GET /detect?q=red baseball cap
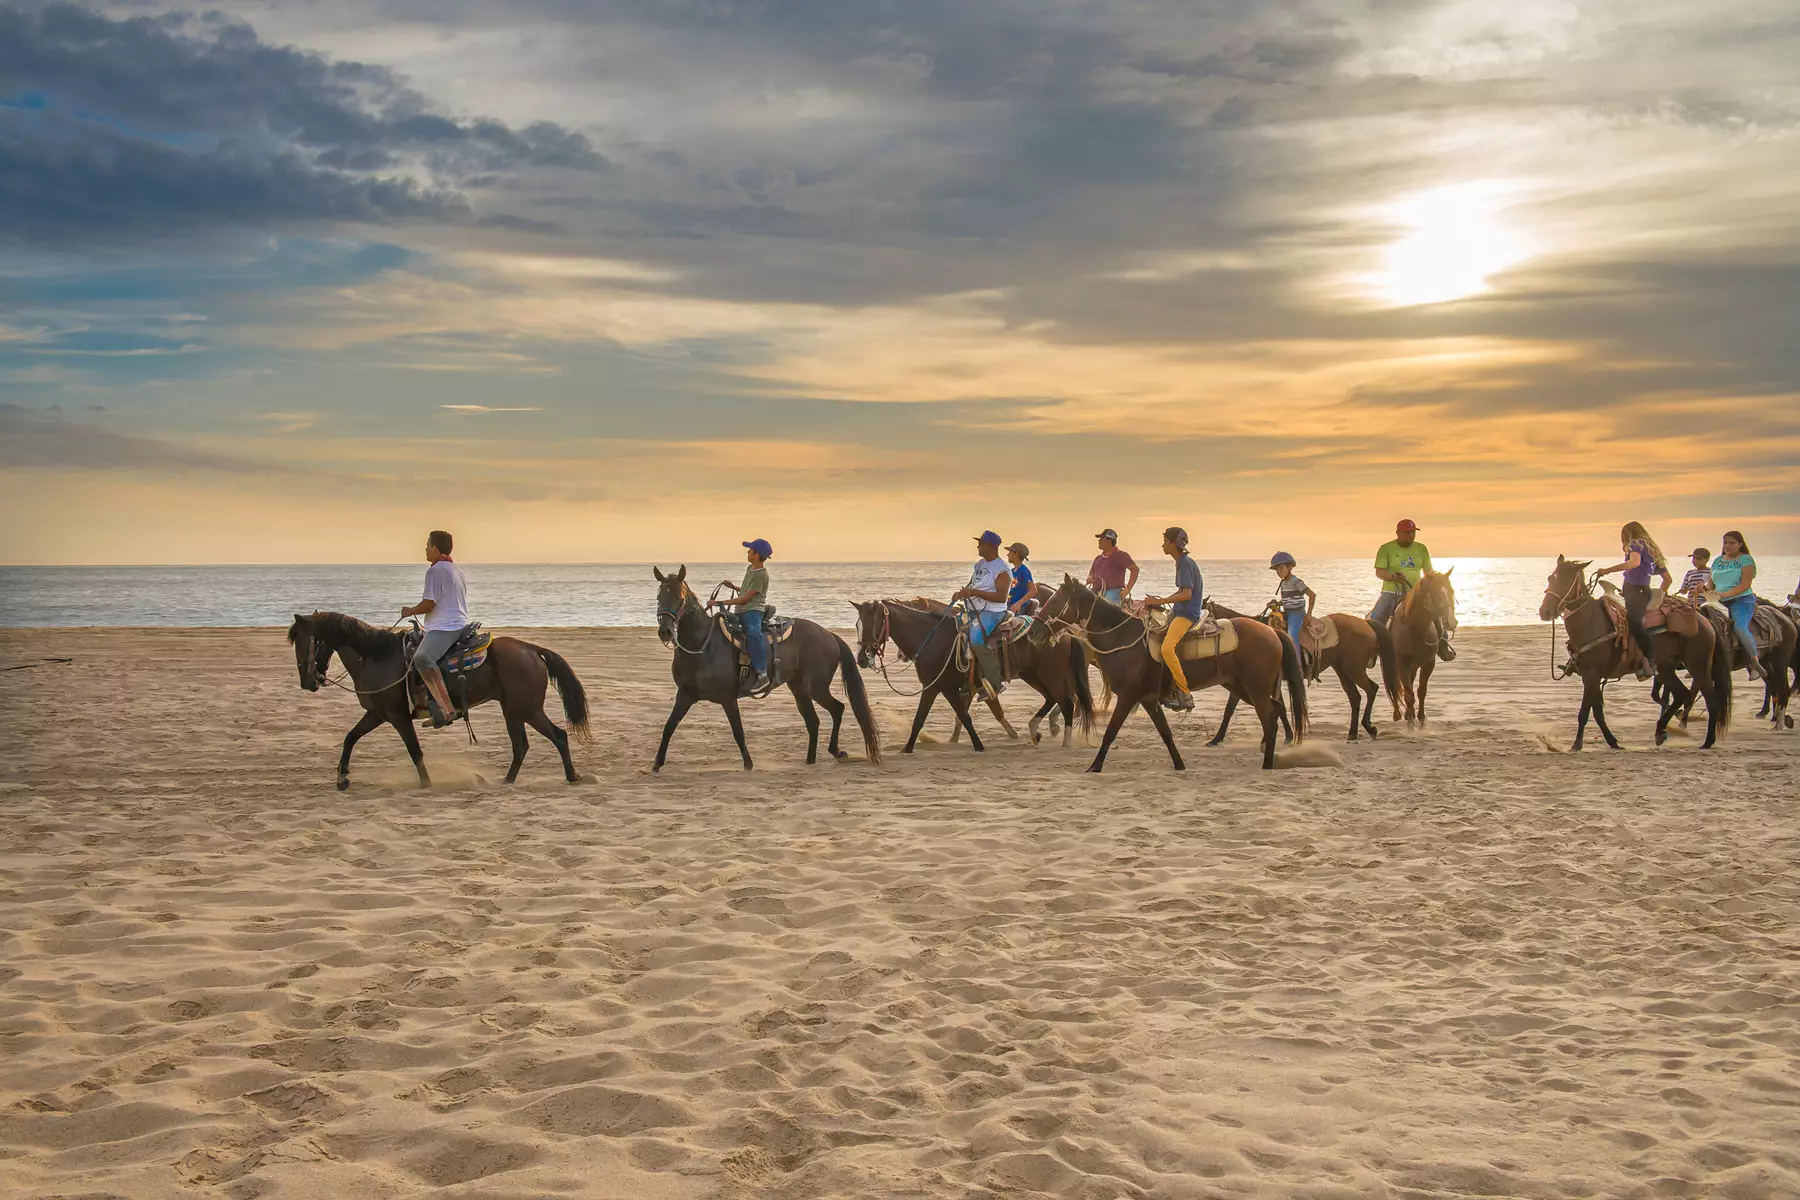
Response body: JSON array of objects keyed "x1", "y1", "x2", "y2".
[{"x1": 1396, "y1": 519, "x2": 1419, "y2": 533}]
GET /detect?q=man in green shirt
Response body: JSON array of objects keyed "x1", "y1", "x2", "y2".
[
  {"x1": 710, "y1": 538, "x2": 773, "y2": 690},
  {"x1": 1368, "y1": 519, "x2": 1455, "y2": 660}
]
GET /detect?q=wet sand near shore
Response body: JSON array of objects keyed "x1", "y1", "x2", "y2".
[{"x1": 2, "y1": 625, "x2": 1797, "y2": 1199}]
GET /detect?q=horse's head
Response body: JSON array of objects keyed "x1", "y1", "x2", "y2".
[
  {"x1": 850, "y1": 600, "x2": 886, "y2": 668},
  {"x1": 652, "y1": 565, "x2": 689, "y2": 647},
  {"x1": 1040, "y1": 574, "x2": 1096, "y2": 630},
  {"x1": 287, "y1": 612, "x2": 328, "y2": 692},
  {"x1": 1417, "y1": 567, "x2": 1458, "y2": 631},
  {"x1": 1540, "y1": 555, "x2": 1591, "y2": 621}
]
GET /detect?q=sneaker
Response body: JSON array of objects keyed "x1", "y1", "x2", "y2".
[
  {"x1": 752, "y1": 672, "x2": 772, "y2": 691},
  {"x1": 1162, "y1": 692, "x2": 1194, "y2": 712}
]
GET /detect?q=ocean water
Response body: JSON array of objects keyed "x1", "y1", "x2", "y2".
[{"x1": 6, "y1": 557, "x2": 1794, "y2": 629}]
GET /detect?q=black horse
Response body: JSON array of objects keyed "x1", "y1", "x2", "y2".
[
  {"x1": 290, "y1": 612, "x2": 589, "y2": 789},
  {"x1": 653, "y1": 566, "x2": 881, "y2": 771}
]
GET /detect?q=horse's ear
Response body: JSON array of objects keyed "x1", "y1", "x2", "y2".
[
  {"x1": 294, "y1": 613, "x2": 307, "y2": 624},
  {"x1": 653, "y1": 566, "x2": 666, "y2": 582},
  {"x1": 1063, "y1": 572, "x2": 1074, "y2": 584},
  {"x1": 1557, "y1": 554, "x2": 1565, "y2": 566},
  {"x1": 1444, "y1": 565, "x2": 1453, "y2": 577},
  {"x1": 677, "y1": 564, "x2": 687, "y2": 582}
]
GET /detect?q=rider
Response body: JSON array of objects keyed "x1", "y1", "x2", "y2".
[
  {"x1": 1005, "y1": 542, "x2": 1038, "y2": 615},
  {"x1": 400, "y1": 529, "x2": 468, "y2": 728},
  {"x1": 1142, "y1": 527, "x2": 1203, "y2": 712},
  {"x1": 710, "y1": 539, "x2": 773, "y2": 691},
  {"x1": 1369, "y1": 518, "x2": 1455, "y2": 661},
  {"x1": 1269, "y1": 551, "x2": 1315, "y2": 650},
  {"x1": 1087, "y1": 529, "x2": 1139, "y2": 606},
  {"x1": 1595, "y1": 521, "x2": 1673, "y2": 678},
  {"x1": 1679, "y1": 547, "x2": 1714, "y2": 602},
  {"x1": 1711, "y1": 530, "x2": 1765, "y2": 680},
  {"x1": 953, "y1": 531, "x2": 1012, "y2": 698}
]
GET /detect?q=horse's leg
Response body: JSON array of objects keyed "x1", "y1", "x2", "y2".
[
  {"x1": 1416, "y1": 660, "x2": 1433, "y2": 726},
  {"x1": 1572, "y1": 674, "x2": 1594, "y2": 752},
  {"x1": 1087, "y1": 682, "x2": 1138, "y2": 773},
  {"x1": 1589, "y1": 679, "x2": 1620, "y2": 750},
  {"x1": 791, "y1": 686, "x2": 821, "y2": 765},
  {"x1": 1060, "y1": 695, "x2": 1074, "y2": 748},
  {"x1": 812, "y1": 685, "x2": 847, "y2": 760},
  {"x1": 1027, "y1": 696, "x2": 1055, "y2": 746},
  {"x1": 985, "y1": 693, "x2": 1018, "y2": 740},
  {"x1": 1206, "y1": 691, "x2": 1240, "y2": 747},
  {"x1": 653, "y1": 688, "x2": 698, "y2": 773},
  {"x1": 903, "y1": 689, "x2": 938, "y2": 754},
  {"x1": 524, "y1": 707, "x2": 578, "y2": 782},
  {"x1": 1340, "y1": 669, "x2": 1362, "y2": 742},
  {"x1": 1250, "y1": 688, "x2": 1278, "y2": 769},
  {"x1": 948, "y1": 689, "x2": 985, "y2": 751},
  {"x1": 721, "y1": 695, "x2": 753, "y2": 770},
  {"x1": 1141, "y1": 696, "x2": 1185, "y2": 770},
  {"x1": 336, "y1": 709, "x2": 385, "y2": 791},
  {"x1": 502, "y1": 709, "x2": 530, "y2": 783},
  {"x1": 391, "y1": 717, "x2": 430, "y2": 787},
  {"x1": 1654, "y1": 667, "x2": 1681, "y2": 747}
]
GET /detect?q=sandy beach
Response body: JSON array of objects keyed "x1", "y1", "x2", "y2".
[{"x1": 2, "y1": 624, "x2": 1797, "y2": 1199}]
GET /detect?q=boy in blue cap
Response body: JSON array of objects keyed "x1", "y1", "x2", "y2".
[
  {"x1": 953, "y1": 531, "x2": 1012, "y2": 698},
  {"x1": 711, "y1": 538, "x2": 773, "y2": 691}
]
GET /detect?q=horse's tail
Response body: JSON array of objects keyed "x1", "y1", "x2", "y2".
[
  {"x1": 836, "y1": 637, "x2": 883, "y2": 765},
  {"x1": 536, "y1": 646, "x2": 592, "y2": 744},
  {"x1": 1277, "y1": 628, "x2": 1308, "y2": 742},
  {"x1": 1370, "y1": 616, "x2": 1401, "y2": 702},
  {"x1": 1067, "y1": 635, "x2": 1096, "y2": 737},
  {"x1": 1089, "y1": 644, "x2": 1115, "y2": 711},
  {"x1": 1708, "y1": 624, "x2": 1733, "y2": 737}
]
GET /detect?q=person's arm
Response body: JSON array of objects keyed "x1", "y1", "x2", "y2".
[
  {"x1": 1124, "y1": 558, "x2": 1140, "y2": 596},
  {"x1": 1720, "y1": 563, "x2": 1756, "y2": 600},
  {"x1": 401, "y1": 598, "x2": 436, "y2": 618},
  {"x1": 1305, "y1": 586, "x2": 1316, "y2": 617},
  {"x1": 1596, "y1": 549, "x2": 1640, "y2": 577},
  {"x1": 953, "y1": 571, "x2": 1010, "y2": 604}
]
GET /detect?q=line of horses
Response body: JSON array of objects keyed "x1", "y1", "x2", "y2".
[{"x1": 289, "y1": 561, "x2": 1794, "y2": 789}]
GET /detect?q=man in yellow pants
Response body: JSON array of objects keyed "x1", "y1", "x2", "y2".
[{"x1": 1140, "y1": 526, "x2": 1203, "y2": 711}]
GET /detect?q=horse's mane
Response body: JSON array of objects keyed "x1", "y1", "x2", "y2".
[{"x1": 293, "y1": 611, "x2": 402, "y2": 654}]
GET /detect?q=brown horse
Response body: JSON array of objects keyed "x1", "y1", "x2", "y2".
[
  {"x1": 1205, "y1": 600, "x2": 1398, "y2": 743},
  {"x1": 1755, "y1": 602, "x2": 1800, "y2": 730},
  {"x1": 1037, "y1": 577, "x2": 1306, "y2": 771},
  {"x1": 1691, "y1": 600, "x2": 1795, "y2": 732},
  {"x1": 1540, "y1": 558, "x2": 1730, "y2": 750},
  {"x1": 1384, "y1": 570, "x2": 1457, "y2": 725},
  {"x1": 290, "y1": 612, "x2": 590, "y2": 789},
  {"x1": 653, "y1": 567, "x2": 880, "y2": 771}
]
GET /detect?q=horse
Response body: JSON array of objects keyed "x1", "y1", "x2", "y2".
[
  {"x1": 653, "y1": 566, "x2": 880, "y2": 771},
  {"x1": 1539, "y1": 557, "x2": 1730, "y2": 751},
  {"x1": 289, "y1": 612, "x2": 590, "y2": 790},
  {"x1": 1036, "y1": 577, "x2": 1306, "y2": 771},
  {"x1": 1204, "y1": 600, "x2": 1398, "y2": 743},
  {"x1": 852, "y1": 599, "x2": 1094, "y2": 752},
  {"x1": 1754, "y1": 602, "x2": 1800, "y2": 730},
  {"x1": 1382, "y1": 570, "x2": 1457, "y2": 725}
]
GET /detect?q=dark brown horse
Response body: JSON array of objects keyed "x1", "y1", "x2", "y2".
[
  {"x1": 1037, "y1": 577, "x2": 1306, "y2": 771},
  {"x1": 1204, "y1": 600, "x2": 1398, "y2": 743},
  {"x1": 1384, "y1": 570, "x2": 1457, "y2": 725},
  {"x1": 290, "y1": 612, "x2": 589, "y2": 789},
  {"x1": 852, "y1": 599, "x2": 1095, "y2": 752},
  {"x1": 1539, "y1": 558, "x2": 1730, "y2": 751},
  {"x1": 1755, "y1": 602, "x2": 1800, "y2": 730},
  {"x1": 653, "y1": 566, "x2": 880, "y2": 771}
]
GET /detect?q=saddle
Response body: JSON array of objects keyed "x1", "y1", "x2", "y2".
[
  {"x1": 1597, "y1": 597, "x2": 1650, "y2": 675},
  {"x1": 1143, "y1": 610, "x2": 1239, "y2": 661},
  {"x1": 718, "y1": 607, "x2": 794, "y2": 693},
  {"x1": 1749, "y1": 604, "x2": 1788, "y2": 653},
  {"x1": 1639, "y1": 592, "x2": 1701, "y2": 637},
  {"x1": 403, "y1": 622, "x2": 493, "y2": 673},
  {"x1": 954, "y1": 609, "x2": 1033, "y2": 685}
]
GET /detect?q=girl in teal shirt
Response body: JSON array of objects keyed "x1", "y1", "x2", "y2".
[{"x1": 1711, "y1": 529, "x2": 1765, "y2": 680}]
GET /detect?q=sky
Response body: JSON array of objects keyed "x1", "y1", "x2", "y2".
[{"x1": 2, "y1": 0, "x2": 1797, "y2": 565}]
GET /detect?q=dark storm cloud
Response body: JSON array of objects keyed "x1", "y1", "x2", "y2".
[{"x1": 0, "y1": 3, "x2": 603, "y2": 244}]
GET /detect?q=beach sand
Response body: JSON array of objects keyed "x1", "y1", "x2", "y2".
[{"x1": 2, "y1": 625, "x2": 1797, "y2": 1199}]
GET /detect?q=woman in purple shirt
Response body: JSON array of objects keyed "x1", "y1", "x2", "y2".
[{"x1": 1596, "y1": 520, "x2": 1673, "y2": 678}]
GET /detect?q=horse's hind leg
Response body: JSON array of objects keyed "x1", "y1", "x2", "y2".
[
  {"x1": 391, "y1": 717, "x2": 430, "y2": 787},
  {"x1": 986, "y1": 693, "x2": 1018, "y2": 740},
  {"x1": 1361, "y1": 676, "x2": 1380, "y2": 739},
  {"x1": 1340, "y1": 671, "x2": 1362, "y2": 742},
  {"x1": 1590, "y1": 683, "x2": 1620, "y2": 749},
  {"x1": 1027, "y1": 697, "x2": 1054, "y2": 746},
  {"x1": 524, "y1": 709, "x2": 578, "y2": 782},
  {"x1": 337, "y1": 710, "x2": 384, "y2": 790},
  {"x1": 722, "y1": 696, "x2": 753, "y2": 771},
  {"x1": 1416, "y1": 663, "x2": 1433, "y2": 726},
  {"x1": 812, "y1": 687, "x2": 847, "y2": 759},
  {"x1": 791, "y1": 687, "x2": 821, "y2": 764},
  {"x1": 1207, "y1": 693, "x2": 1240, "y2": 747},
  {"x1": 503, "y1": 710, "x2": 529, "y2": 783}
]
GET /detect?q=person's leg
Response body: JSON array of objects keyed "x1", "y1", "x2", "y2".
[
  {"x1": 411, "y1": 629, "x2": 459, "y2": 724},
  {"x1": 1369, "y1": 591, "x2": 1398, "y2": 623},
  {"x1": 1102, "y1": 588, "x2": 1123, "y2": 605},
  {"x1": 1623, "y1": 583, "x2": 1655, "y2": 673},
  {"x1": 1728, "y1": 597, "x2": 1763, "y2": 677},
  {"x1": 1286, "y1": 609, "x2": 1304, "y2": 644},
  {"x1": 742, "y1": 609, "x2": 768, "y2": 683},
  {"x1": 969, "y1": 611, "x2": 1005, "y2": 693},
  {"x1": 1161, "y1": 617, "x2": 1193, "y2": 697}
]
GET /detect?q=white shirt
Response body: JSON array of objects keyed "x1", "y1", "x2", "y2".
[
  {"x1": 967, "y1": 557, "x2": 1011, "y2": 614},
  {"x1": 422, "y1": 559, "x2": 469, "y2": 631}
]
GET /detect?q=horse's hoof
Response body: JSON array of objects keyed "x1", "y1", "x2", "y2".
[
  {"x1": 1655, "y1": 730, "x2": 1667, "y2": 746},
  {"x1": 336, "y1": 777, "x2": 349, "y2": 792},
  {"x1": 833, "y1": 749, "x2": 849, "y2": 760}
]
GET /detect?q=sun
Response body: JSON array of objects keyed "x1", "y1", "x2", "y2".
[{"x1": 1378, "y1": 182, "x2": 1532, "y2": 307}]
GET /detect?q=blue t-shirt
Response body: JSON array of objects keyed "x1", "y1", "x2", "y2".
[
  {"x1": 1172, "y1": 555, "x2": 1203, "y2": 620},
  {"x1": 1711, "y1": 553, "x2": 1754, "y2": 595},
  {"x1": 1008, "y1": 563, "x2": 1035, "y2": 606}
]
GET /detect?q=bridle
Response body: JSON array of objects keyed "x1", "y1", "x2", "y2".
[
  {"x1": 658, "y1": 581, "x2": 716, "y2": 655},
  {"x1": 1543, "y1": 566, "x2": 1593, "y2": 618},
  {"x1": 859, "y1": 599, "x2": 961, "y2": 696},
  {"x1": 1041, "y1": 587, "x2": 1147, "y2": 655}
]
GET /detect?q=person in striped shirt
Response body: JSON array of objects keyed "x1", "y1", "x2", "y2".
[{"x1": 1678, "y1": 547, "x2": 1714, "y2": 601}]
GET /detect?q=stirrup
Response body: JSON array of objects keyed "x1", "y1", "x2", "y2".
[{"x1": 1162, "y1": 692, "x2": 1194, "y2": 711}]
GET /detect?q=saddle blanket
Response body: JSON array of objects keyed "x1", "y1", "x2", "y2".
[
  {"x1": 719, "y1": 612, "x2": 796, "y2": 652},
  {"x1": 405, "y1": 623, "x2": 492, "y2": 674},
  {"x1": 1304, "y1": 614, "x2": 1338, "y2": 656},
  {"x1": 1144, "y1": 611, "x2": 1240, "y2": 661},
  {"x1": 1750, "y1": 604, "x2": 1790, "y2": 652}
]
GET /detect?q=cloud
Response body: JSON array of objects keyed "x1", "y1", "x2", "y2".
[
  {"x1": 439, "y1": 404, "x2": 546, "y2": 413},
  {"x1": 0, "y1": 4, "x2": 604, "y2": 245}
]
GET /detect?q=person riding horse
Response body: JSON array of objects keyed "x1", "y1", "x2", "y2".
[
  {"x1": 953, "y1": 531, "x2": 1012, "y2": 699},
  {"x1": 399, "y1": 529, "x2": 467, "y2": 728},
  {"x1": 1086, "y1": 529, "x2": 1139, "y2": 605},
  {"x1": 1369, "y1": 519, "x2": 1455, "y2": 661},
  {"x1": 1269, "y1": 551, "x2": 1315, "y2": 655},
  {"x1": 708, "y1": 538, "x2": 773, "y2": 692},
  {"x1": 1140, "y1": 527, "x2": 1204, "y2": 712},
  {"x1": 1006, "y1": 542, "x2": 1039, "y2": 616}
]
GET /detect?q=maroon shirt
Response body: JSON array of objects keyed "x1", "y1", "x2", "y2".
[{"x1": 1089, "y1": 549, "x2": 1136, "y2": 591}]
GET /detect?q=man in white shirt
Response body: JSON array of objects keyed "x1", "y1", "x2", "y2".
[
  {"x1": 400, "y1": 529, "x2": 468, "y2": 727},
  {"x1": 952, "y1": 530, "x2": 1012, "y2": 698}
]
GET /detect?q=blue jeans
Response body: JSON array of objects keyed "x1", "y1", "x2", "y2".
[
  {"x1": 967, "y1": 609, "x2": 1005, "y2": 646},
  {"x1": 741, "y1": 609, "x2": 768, "y2": 675},
  {"x1": 1368, "y1": 591, "x2": 1400, "y2": 623},
  {"x1": 1101, "y1": 588, "x2": 1123, "y2": 605},
  {"x1": 1724, "y1": 594, "x2": 1758, "y2": 665},
  {"x1": 1285, "y1": 609, "x2": 1304, "y2": 643}
]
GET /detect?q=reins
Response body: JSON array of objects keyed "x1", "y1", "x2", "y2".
[
  {"x1": 865, "y1": 601, "x2": 960, "y2": 697},
  {"x1": 660, "y1": 582, "x2": 718, "y2": 656}
]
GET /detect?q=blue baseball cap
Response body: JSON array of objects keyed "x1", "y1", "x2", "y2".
[
  {"x1": 743, "y1": 538, "x2": 773, "y2": 558},
  {"x1": 974, "y1": 530, "x2": 1002, "y2": 545}
]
